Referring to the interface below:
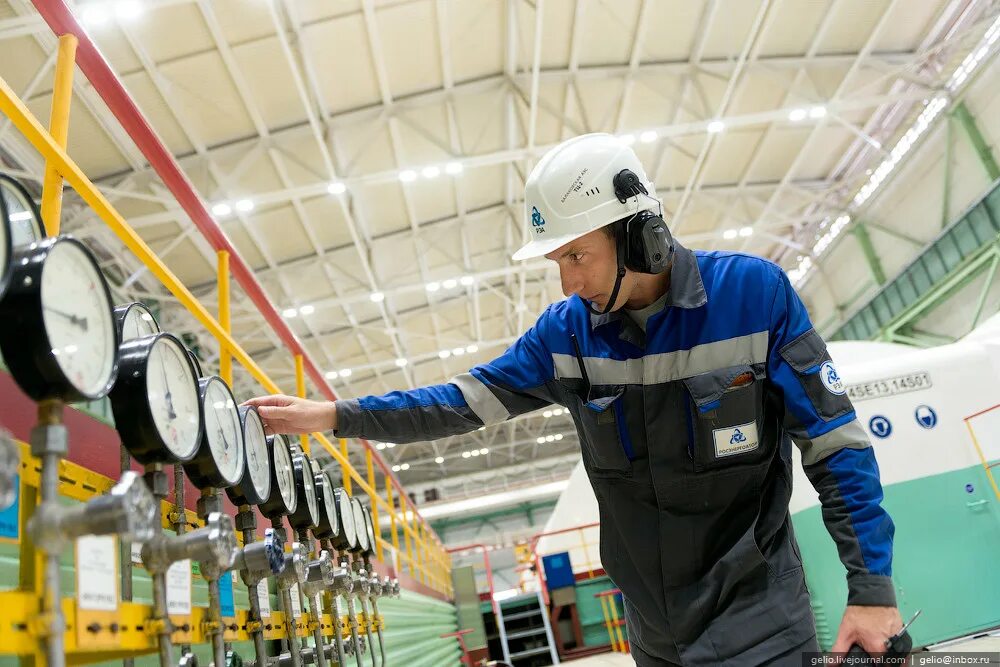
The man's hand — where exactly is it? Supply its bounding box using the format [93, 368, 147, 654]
[831, 605, 903, 656]
[242, 394, 336, 435]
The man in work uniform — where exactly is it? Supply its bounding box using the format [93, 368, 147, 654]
[248, 133, 902, 665]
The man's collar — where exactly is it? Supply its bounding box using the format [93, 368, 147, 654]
[589, 242, 707, 330]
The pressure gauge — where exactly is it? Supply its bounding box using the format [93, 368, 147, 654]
[288, 446, 319, 531]
[361, 506, 377, 558]
[0, 175, 43, 247]
[226, 406, 271, 507]
[187, 348, 204, 378]
[0, 236, 118, 402]
[184, 376, 245, 489]
[330, 487, 357, 552]
[259, 434, 297, 519]
[351, 497, 369, 553]
[114, 302, 159, 342]
[311, 462, 340, 540]
[110, 333, 202, 464]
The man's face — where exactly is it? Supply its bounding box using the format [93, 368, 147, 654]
[544, 227, 632, 312]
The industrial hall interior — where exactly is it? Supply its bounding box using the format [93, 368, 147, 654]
[1, 0, 1000, 666]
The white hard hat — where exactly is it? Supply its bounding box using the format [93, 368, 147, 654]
[513, 133, 659, 261]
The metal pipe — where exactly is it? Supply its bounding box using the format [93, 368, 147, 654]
[358, 596, 377, 667]
[279, 587, 303, 667]
[207, 577, 227, 667]
[344, 596, 365, 667]
[241, 519, 269, 667]
[151, 567, 173, 667]
[297, 530, 327, 667]
[121, 446, 134, 667]
[322, 541, 347, 667]
[370, 599, 387, 667]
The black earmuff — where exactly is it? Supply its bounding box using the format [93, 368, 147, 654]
[612, 169, 674, 274]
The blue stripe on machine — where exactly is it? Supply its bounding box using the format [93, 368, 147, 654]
[824, 447, 894, 576]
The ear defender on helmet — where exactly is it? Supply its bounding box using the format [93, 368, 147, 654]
[612, 169, 675, 274]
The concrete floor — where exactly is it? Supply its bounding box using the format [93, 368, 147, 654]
[546, 629, 1000, 666]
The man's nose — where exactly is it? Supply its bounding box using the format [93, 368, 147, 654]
[561, 268, 583, 298]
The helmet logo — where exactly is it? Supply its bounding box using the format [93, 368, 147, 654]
[531, 207, 546, 234]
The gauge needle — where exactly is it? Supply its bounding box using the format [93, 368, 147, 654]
[159, 360, 176, 420]
[44, 306, 88, 331]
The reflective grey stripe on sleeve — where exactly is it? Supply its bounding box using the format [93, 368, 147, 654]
[790, 418, 870, 466]
[450, 373, 510, 425]
[552, 330, 769, 385]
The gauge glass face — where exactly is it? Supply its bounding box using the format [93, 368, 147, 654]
[0, 178, 41, 248]
[365, 509, 376, 552]
[299, 456, 319, 526]
[146, 337, 200, 460]
[122, 304, 159, 341]
[272, 436, 296, 513]
[318, 469, 339, 535]
[352, 499, 368, 551]
[338, 490, 356, 547]
[202, 379, 244, 485]
[243, 409, 271, 502]
[41, 241, 116, 397]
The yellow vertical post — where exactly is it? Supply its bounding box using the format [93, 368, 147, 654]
[364, 447, 383, 562]
[609, 595, 626, 652]
[578, 528, 595, 578]
[294, 355, 309, 454]
[417, 517, 427, 585]
[217, 251, 232, 385]
[401, 495, 414, 577]
[598, 596, 616, 651]
[340, 439, 351, 493]
[386, 478, 400, 560]
[40, 34, 78, 237]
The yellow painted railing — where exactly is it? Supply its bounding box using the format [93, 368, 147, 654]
[0, 39, 451, 597]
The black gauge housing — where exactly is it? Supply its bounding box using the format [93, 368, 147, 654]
[361, 506, 377, 558]
[226, 406, 271, 507]
[183, 376, 245, 489]
[350, 497, 369, 554]
[312, 467, 340, 540]
[0, 173, 44, 245]
[187, 348, 204, 378]
[109, 332, 203, 465]
[0, 179, 16, 302]
[113, 302, 160, 340]
[259, 434, 297, 519]
[330, 487, 358, 552]
[288, 446, 320, 531]
[0, 236, 119, 402]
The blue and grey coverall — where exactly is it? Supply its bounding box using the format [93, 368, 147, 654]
[334, 243, 896, 665]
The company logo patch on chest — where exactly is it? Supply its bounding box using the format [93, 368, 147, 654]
[712, 421, 759, 458]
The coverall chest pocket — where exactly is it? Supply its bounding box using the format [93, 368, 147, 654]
[682, 364, 768, 472]
[565, 386, 631, 477]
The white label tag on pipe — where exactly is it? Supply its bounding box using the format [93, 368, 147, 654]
[130, 542, 143, 566]
[290, 583, 302, 618]
[166, 559, 193, 615]
[258, 580, 271, 618]
[76, 535, 118, 611]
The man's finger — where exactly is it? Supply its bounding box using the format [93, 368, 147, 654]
[243, 395, 294, 408]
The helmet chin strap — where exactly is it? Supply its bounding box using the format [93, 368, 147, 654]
[583, 226, 627, 316]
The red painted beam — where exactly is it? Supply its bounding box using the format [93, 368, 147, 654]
[28, 0, 440, 544]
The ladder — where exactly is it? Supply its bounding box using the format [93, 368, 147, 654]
[495, 590, 560, 665]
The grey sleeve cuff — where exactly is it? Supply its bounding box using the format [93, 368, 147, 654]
[332, 399, 362, 438]
[847, 573, 897, 607]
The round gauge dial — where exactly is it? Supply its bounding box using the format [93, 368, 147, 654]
[187, 348, 204, 378]
[110, 333, 202, 464]
[226, 406, 271, 506]
[114, 302, 160, 342]
[0, 180, 16, 301]
[288, 446, 320, 531]
[0, 236, 118, 402]
[259, 434, 297, 519]
[184, 376, 245, 489]
[351, 497, 369, 553]
[362, 506, 377, 558]
[330, 487, 357, 552]
[0, 175, 44, 247]
[310, 461, 339, 540]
